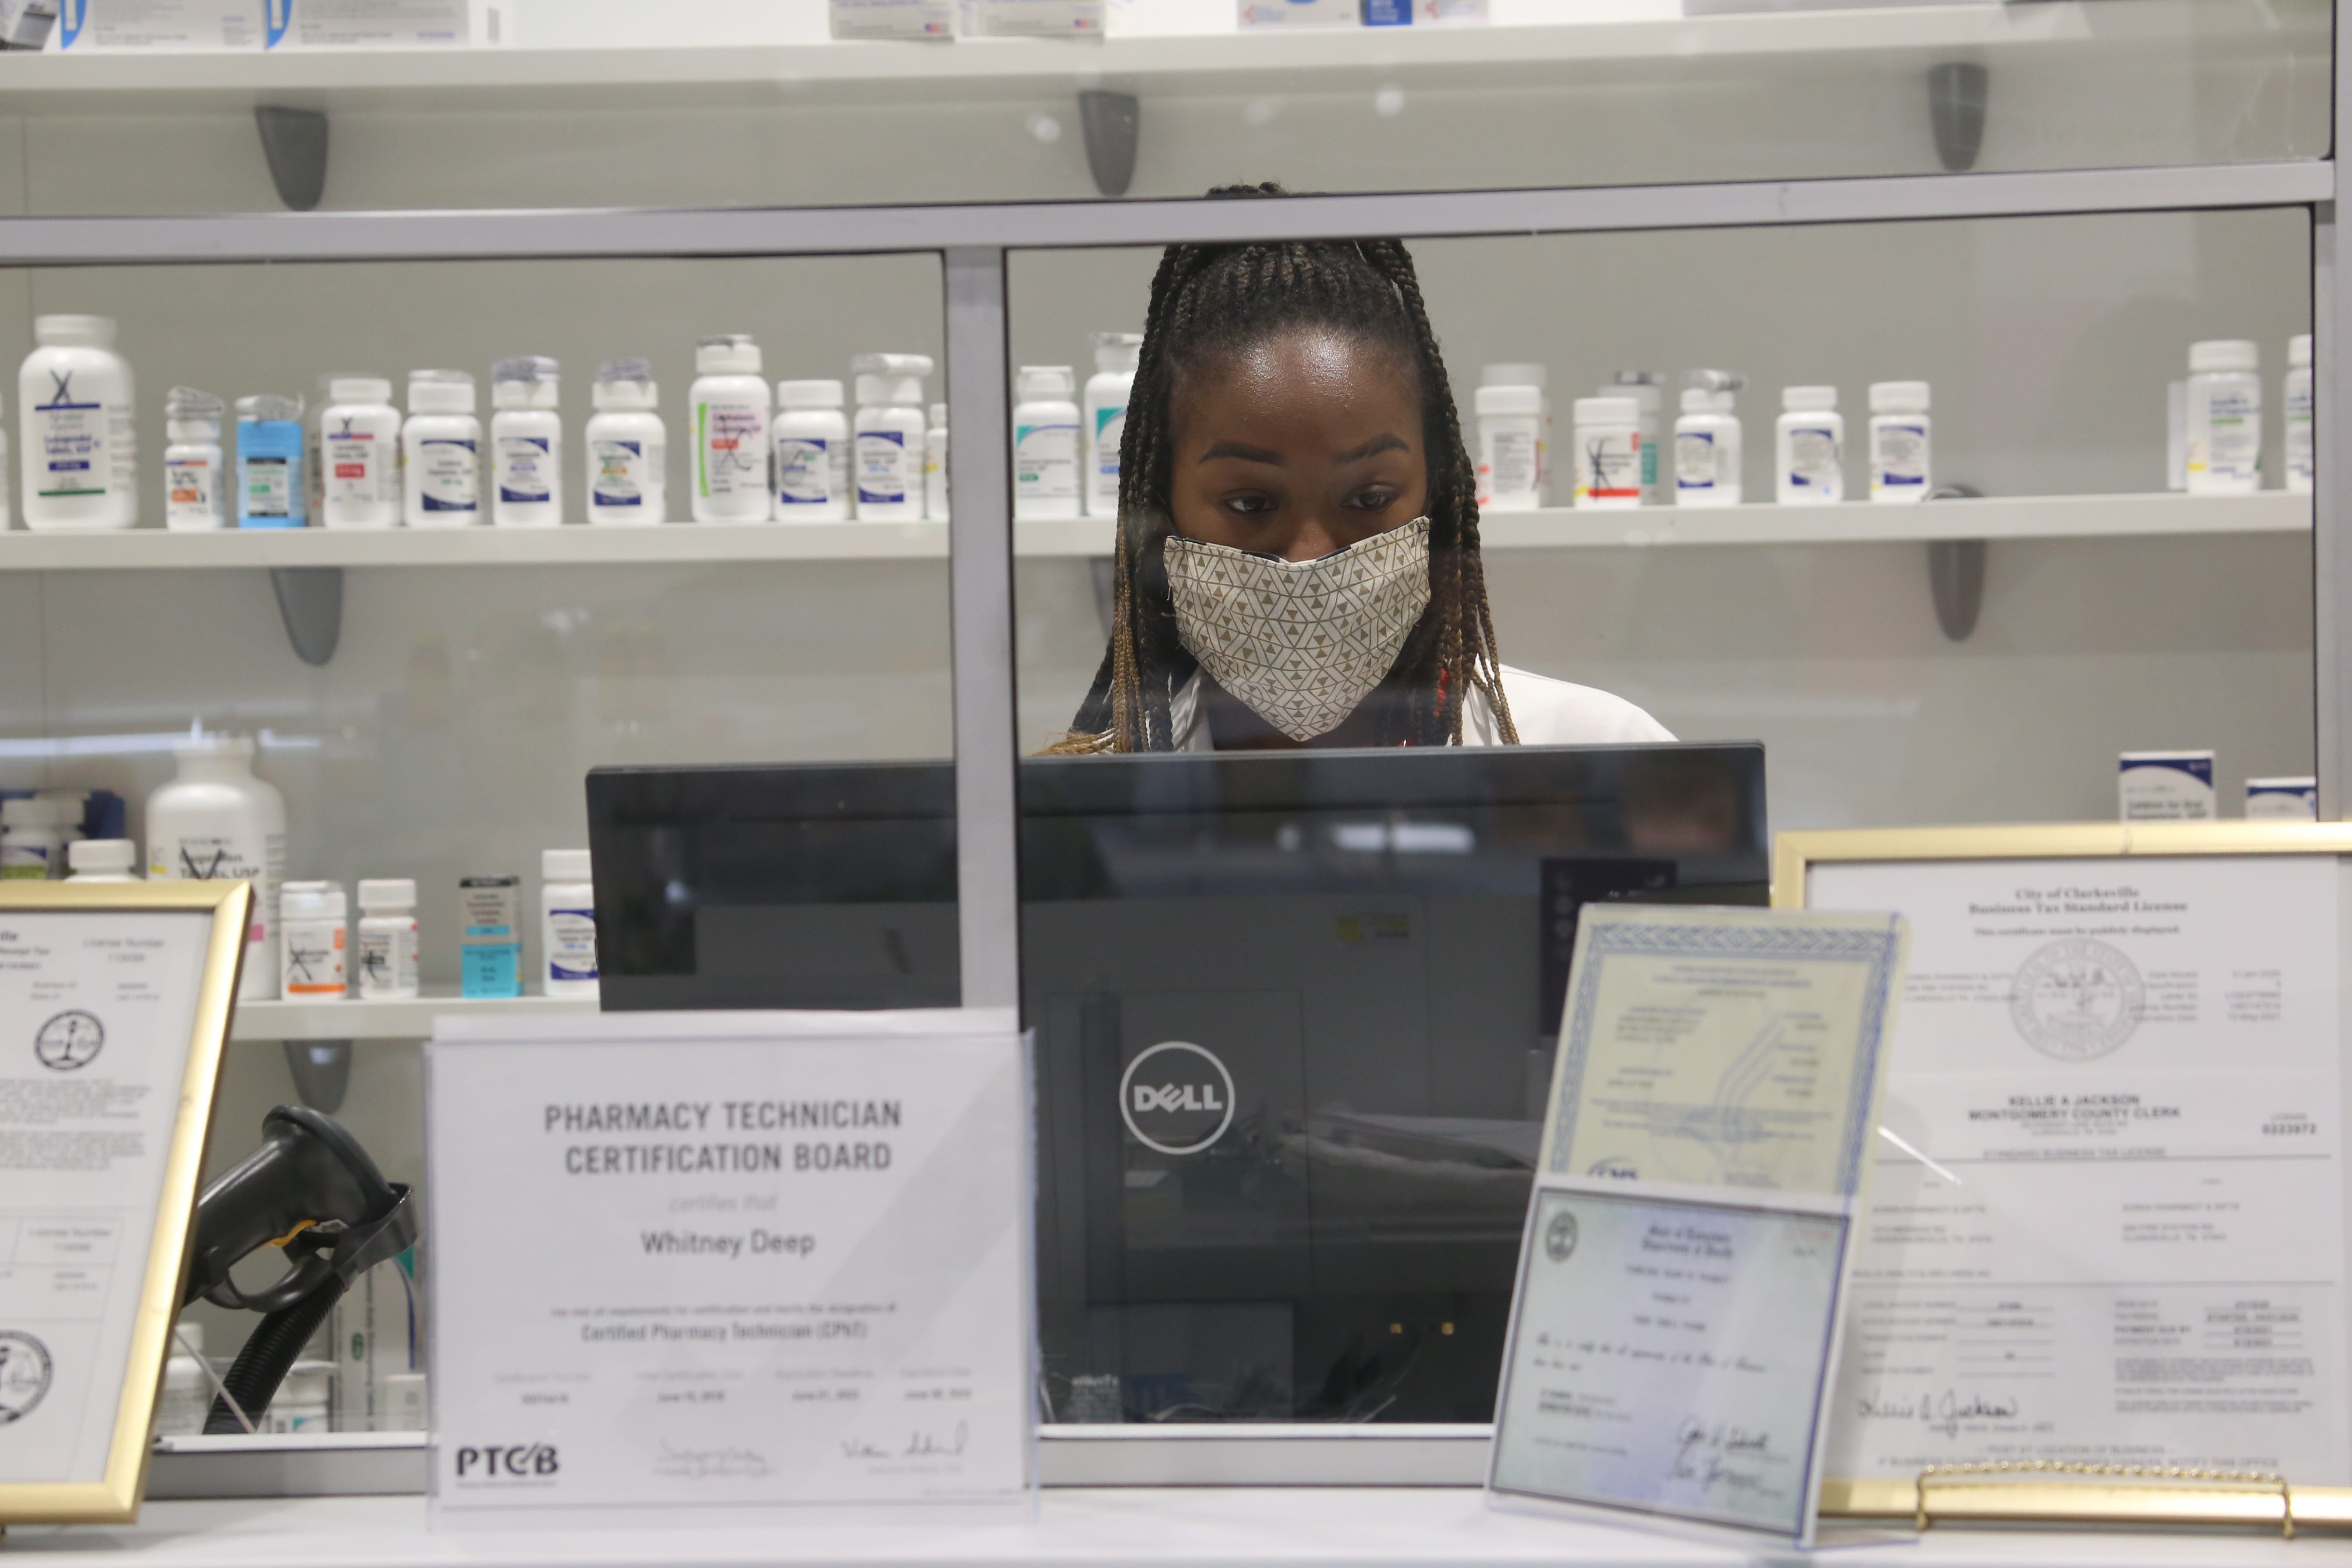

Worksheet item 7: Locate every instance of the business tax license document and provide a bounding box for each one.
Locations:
[426,1010,1033,1529]
[1489,905,1907,1547]
[1809,854,2350,1482]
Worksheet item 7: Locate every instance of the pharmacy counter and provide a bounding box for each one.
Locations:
[3,1489,2348,1568]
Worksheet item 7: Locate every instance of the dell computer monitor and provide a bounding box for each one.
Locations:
[587,741,1768,1424]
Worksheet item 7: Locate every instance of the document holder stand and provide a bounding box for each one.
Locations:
[1910,1462,2307,1537]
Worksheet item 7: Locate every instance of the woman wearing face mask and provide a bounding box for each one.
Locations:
[1052,187,1671,753]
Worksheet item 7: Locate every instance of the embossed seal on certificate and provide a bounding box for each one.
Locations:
[0,1330,53,1424]
[1544,1209,1580,1263]
[34,1009,104,1071]
[2010,937,2143,1061]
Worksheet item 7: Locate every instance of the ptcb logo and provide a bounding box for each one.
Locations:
[454,1442,559,1481]
[1118,1040,1236,1156]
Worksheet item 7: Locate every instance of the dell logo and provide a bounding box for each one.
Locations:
[1118,1040,1236,1157]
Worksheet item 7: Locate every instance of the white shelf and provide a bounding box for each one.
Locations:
[0,494,2300,569]
[1476,490,2311,549]
[0,3,2197,107]
[230,990,596,1042]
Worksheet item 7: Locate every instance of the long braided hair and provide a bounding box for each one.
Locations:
[1058,183,1518,753]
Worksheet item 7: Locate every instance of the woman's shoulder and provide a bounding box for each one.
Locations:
[1467,665,1676,745]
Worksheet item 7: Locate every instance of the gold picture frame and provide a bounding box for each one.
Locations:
[1775,821,2352,1533]
[0,879,249,1527]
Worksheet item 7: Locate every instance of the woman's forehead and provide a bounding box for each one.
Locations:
[1171,329,1421,438]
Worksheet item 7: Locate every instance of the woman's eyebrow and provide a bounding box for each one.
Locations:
[1199,440,1284,466]
[1335,434,1409,463]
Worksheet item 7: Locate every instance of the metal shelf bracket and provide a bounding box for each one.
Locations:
[1927,61,1989,173]
[1925,484,1986,641]
[255,105,329,211]
[1078,89,1139,198]
[270,565,343,665]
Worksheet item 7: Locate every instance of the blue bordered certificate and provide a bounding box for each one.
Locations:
[1489,906,1906,1547]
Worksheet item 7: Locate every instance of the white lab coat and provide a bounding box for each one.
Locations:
[1168,665,1674,749]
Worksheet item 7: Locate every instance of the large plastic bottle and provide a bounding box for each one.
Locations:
[1084,332,1141,518]
[146,732,288,1002]
[20,314,136,531]
[690,335,770,523]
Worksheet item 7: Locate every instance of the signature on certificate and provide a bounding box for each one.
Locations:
[1669,1418,1779,1499]
[843,1421,970,1461]
[1856,1388,2020,1438]
[654,1441,773,1478]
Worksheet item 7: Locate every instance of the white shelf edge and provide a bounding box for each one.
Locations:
[0,494,2300,569]
[0,3,2162,101]
[231,992,598,1042]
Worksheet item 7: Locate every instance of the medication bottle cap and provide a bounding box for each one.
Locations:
[280,881,347,919]
[1092,332,1144,373]
[1573,395,1640,423]
[775,379,845,409]
[236,393,304,423]
[850,353,935,380]
[695,335,762,375]
[67,839,135,873]
[358,877,418,910]
[407,370,476,415]
[1482,363,1547,389]
[1475,385,1542,417]
[1869,380,1930,412]
[2291,334,2313,368]
[1782,385,1838,411]
[327,377,393,406]
[1680,387,1733,415]
[491,356,560,409]
[930,403,948,426]
[542,848,593,882]
[1611,370,1664,388]
[1017,365,1076,401]
[166,386,225,424]
[34,314,115,348]
[172,730,255,763]
[856,374,924,407]
[0,798,43,828]
[2248,775,2318,790]
[2189,339,2258,372]
[592,359,657,409]
[1685,368,1745,395]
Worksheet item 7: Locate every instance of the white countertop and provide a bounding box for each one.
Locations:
[3,1488,2347,1567]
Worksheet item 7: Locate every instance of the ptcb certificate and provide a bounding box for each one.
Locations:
[1809,854,2349,1480]
[426,1010,1032,1527]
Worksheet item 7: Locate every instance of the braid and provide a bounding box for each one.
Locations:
[1062,183,1517,752]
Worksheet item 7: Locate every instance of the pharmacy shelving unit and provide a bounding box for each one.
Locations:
[0,491,2308,568]
[4,0,2343,1504]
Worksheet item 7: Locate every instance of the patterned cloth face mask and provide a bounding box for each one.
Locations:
[1161,517,1433,742]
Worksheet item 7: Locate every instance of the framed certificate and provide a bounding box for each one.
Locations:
[1778,823,2352,1529]
[0,880,250,1526]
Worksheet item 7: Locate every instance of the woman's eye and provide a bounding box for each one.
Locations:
[1345,488,1400,511]
[1222,495,1277,517]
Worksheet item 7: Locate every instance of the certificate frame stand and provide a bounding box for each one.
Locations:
[0,880,250,1528]
[1777,821,2352,1534]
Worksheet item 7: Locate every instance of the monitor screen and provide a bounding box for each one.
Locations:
[587,741,1768,1425]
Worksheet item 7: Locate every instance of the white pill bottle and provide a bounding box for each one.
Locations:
[2286,333,2314,496]
[1867,381,1931,504]
[1084,332,1141,519]
[318,377,401,530]
[585,358,666,526]
[146,732,288,1002]
[490,355,563,527]
[925,403,950,521]
[690,335,771,523]
[540,848,599,999]
[164,386,229,532]
[279,881,348,1001]
[1476,383,1544,512]
[772,379,849,521]
[2185,339,2260,495]
[1775,386,1844,503]
[853,353,932,523]
[21,314,136,531]
[356,878,420,1000]
[403,370,482,528]
[1570,396,1643,509]
[1674,377,1743,508]
[1013,364,1081,521]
